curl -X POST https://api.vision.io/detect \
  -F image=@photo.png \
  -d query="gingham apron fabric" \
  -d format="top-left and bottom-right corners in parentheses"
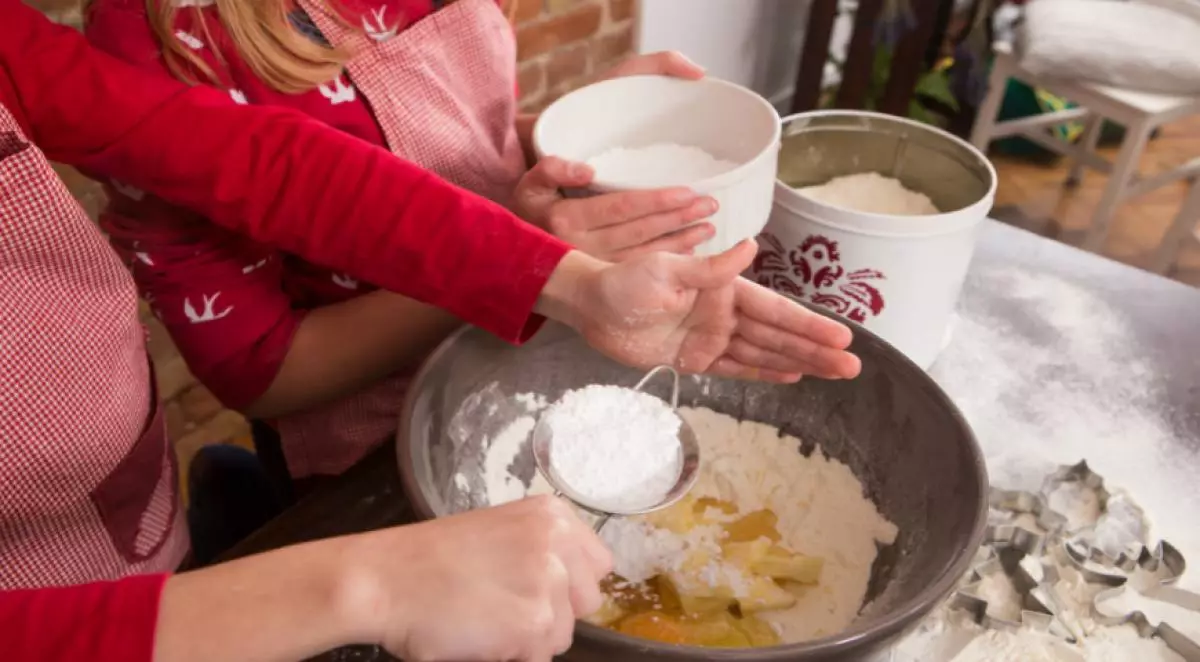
top-left (0, 104), bottom-right (187, 589)
top-left (277, 0), bottom-right (526, 479)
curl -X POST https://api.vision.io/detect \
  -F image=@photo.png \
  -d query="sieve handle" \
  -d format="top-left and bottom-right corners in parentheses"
top-left (633, 365), bottom-right (681, 409)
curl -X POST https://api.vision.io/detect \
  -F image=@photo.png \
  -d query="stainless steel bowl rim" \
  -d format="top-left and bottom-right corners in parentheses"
top-left (397, 309), bottom-right (989, 658)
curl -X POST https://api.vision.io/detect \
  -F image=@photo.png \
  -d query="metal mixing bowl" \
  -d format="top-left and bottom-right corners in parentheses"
top-left (397, 320), bottom-right (987, 661)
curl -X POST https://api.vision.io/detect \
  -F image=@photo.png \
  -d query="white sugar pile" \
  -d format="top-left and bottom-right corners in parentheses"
top-left (542, 385), bottom-right (682, 512)
top-left (586, 143), bottom-right (737, 188)
top-left (796, 172), bottom-right (939, 216)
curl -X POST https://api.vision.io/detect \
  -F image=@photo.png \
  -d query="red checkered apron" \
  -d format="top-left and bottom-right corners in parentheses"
top-left (0, 105), bottom-right (187, 588)
top-left (277, 0), bottom-right (526, 479)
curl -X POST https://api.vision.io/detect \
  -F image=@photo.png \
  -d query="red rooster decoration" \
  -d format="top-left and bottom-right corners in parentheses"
top-left (751, 232), bottom-right (887, 323)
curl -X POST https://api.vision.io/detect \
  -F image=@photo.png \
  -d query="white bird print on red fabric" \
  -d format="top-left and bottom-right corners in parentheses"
top-left (183, 293), bottom-right (233, 324)
top-left (110, 180), bottom-right (145, 201)
top-left (319, 75), bottom-right (356, 105)
top-left (362, 6), bottom-right (399, 41)
top-left (242, 258), bottom-right (268, 275)
top-left (332, 273), bottom-right (359, 290)
top-left (752, 233), bottom-right (887, 323)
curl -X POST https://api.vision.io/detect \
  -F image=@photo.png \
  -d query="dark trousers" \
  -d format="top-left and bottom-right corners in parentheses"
top-left (185, 422), bottom-right (293, 566)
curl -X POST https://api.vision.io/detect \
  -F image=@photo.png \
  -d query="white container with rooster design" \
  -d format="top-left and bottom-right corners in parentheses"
top-left (750, 111), bottom-right (997, 369)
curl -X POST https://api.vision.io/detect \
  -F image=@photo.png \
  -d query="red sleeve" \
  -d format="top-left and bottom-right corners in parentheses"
top-left (84, 2), bottom-right (299, 408)
top-left (0, 0), bottom-right (567, 343)
top-left (0, 574), bottom-right (166, 662)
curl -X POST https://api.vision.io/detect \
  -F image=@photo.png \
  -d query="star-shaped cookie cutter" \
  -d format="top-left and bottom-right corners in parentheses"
top-left (950, 525), bottom-right (1075, 640)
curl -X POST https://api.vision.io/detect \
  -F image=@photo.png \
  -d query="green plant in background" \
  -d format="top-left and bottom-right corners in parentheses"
top-left (822, 45), bottom-right (960, 127)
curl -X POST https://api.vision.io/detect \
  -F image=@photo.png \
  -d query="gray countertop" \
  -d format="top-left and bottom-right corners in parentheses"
top-left (225, 220), bottom-right (1200, 659)
top-left (931, 221), bottom-right (1200, 584)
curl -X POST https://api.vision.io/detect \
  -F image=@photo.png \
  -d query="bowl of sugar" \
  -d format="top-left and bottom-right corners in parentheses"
top-left (397, 319), bottom-right (988, 661)
top-left (532, 75), bottom-right (782, 257)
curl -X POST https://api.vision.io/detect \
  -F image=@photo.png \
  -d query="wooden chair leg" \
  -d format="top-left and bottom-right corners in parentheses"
top-left (968, 51), bottom-right (1012, 152)
top-left (1149, 178), bottom-right (1200, 275)
top-left (1082, 119), bottom-right (1153, 253)
top-left (1066, 113), bottom-right (1103, 188)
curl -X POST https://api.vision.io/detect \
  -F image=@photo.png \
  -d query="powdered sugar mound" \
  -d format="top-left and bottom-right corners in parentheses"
top-left (586, 143), bottom-right (737, 188)
top-left (601, 518), bottom-right (748, 593)
top-left (543, 385), bottom-right (683, 512)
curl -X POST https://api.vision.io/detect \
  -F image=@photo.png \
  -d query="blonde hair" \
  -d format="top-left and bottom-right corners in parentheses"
top-left (123, 0), bottom-right (519, 94)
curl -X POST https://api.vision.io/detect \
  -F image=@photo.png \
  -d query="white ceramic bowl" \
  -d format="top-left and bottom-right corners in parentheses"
top-left (532, 75), bottom-right (782, 256)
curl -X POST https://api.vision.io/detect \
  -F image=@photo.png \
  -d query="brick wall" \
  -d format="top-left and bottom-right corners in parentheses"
top-left (513, 0), bottom-right (638, 111)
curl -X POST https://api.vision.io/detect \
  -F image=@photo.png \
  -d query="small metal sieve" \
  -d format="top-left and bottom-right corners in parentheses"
top-left (530, 365), bottom-right (701, 532)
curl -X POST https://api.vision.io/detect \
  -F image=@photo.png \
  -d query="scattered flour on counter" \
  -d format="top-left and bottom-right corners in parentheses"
top-left (585, 143), bottom-right (737, 188)
top-left (929, 267), bottom-right (1200, 580)
top-left (1083, 624), bottom-right (1187, 662)
top-left (1046, 480), bottom-right (1104, 532)
top-left (976, 571), bottom-right (1024, 623)
top-left (949, 629), bottom-right (1083, 662)
top-left (542, 385), bottom-right (683, 512)
top-left (1096, 588), bottom-right (1200, 644)
top-left (795, 172), bottom-right (939, 216)
top-left (887, 267), bottom-right (1200, 661)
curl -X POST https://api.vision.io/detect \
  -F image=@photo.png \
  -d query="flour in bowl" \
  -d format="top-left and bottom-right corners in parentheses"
top-left (541, 385), bottom-right (682, 512)
top-left (485, 403), bottom-right (898, 645)
top-left (586, 143), bottom-right (737, 188)
top-left (796, 172), bottom-right (939, 215)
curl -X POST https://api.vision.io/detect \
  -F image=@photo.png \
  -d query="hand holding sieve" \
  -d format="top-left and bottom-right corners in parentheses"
top-left (531, 365), bottom-right (701, 532)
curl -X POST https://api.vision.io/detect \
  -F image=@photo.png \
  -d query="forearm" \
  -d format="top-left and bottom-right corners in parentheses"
top-left (4, 2), bottom-right (569, 342)
top-left (155, 539), bottom-right (369, 662)
top-left (244, 292), bottom-right (462, 419)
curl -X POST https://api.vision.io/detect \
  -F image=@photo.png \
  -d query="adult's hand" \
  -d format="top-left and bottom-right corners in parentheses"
top-left (512, 51), bottom-right (711, 261)
top-left (593, 50), bottom-right (706, 82)
top-left (365, 496), bottom-right (611, 662)
top-left (537, 243), bottom-right (862, 383)
top-left (513, 156), bottom-right (717, 260)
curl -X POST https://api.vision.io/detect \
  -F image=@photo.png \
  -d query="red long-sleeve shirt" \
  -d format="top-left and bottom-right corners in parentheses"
top-left (85, 0), bottom-right (507, 407)
top-left (0, 2), bottom-right (567, 659)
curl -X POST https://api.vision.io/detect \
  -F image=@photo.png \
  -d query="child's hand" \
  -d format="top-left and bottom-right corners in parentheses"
top-left (512, 156), bottom-right (717, 261)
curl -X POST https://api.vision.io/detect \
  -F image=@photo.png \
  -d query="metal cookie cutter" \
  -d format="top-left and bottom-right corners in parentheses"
top-left (1043, 461), bottom-right (1150, 569)
top-left (1089, 542), bottom-right (1200, 661)
top-left (987, 487), bottom-right (1068, 557)
top-left (950, 535), bottom-right (1074, 640)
